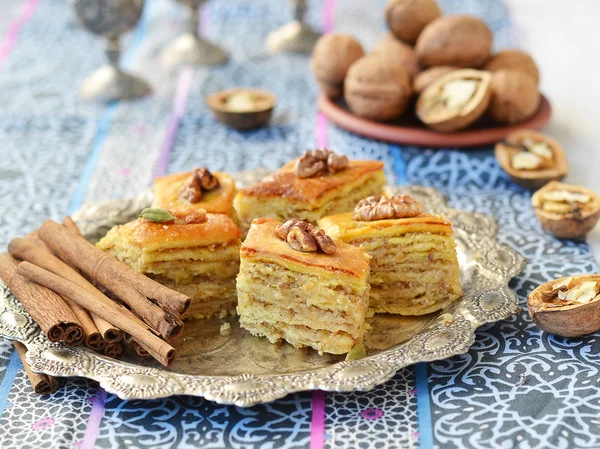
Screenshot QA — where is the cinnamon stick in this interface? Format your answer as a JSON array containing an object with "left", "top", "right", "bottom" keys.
[
  {"left": 17, "top": 262, "right": 176, "bottom": 367},
  {"left": 62, "top": 216, "right": 80, "bottom": 234},
  {"left": 91, "top": 314, "right": 123, "bottom": 343},
  {"left": 8, "top": 238, "right": 163, "bottom": 339},
  {"left": 37, "top": 221, "right": 187, "bottom": 339},
  {"left": 103, "top": 342, "right": 123, "bottom": 358},
  {"left": 124, "top": 334, "right": 150, "bottom": 357},
  {"left": 14, "top": 341, "right": 60, "bottom": 395},
  {"left": 46, "top": 219, "right": 189, "bottom": 315},
  {"left": 66, "top": 299, "right": 104, "bottom": 352},
  {"left": 0, "top": 253, "right": 83, "bottom": 345}
]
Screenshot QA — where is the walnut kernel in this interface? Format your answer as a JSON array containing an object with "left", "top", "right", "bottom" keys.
[
  {"left": 276, "top": 219, "right": 336, "bottom": 254},
  {"left": 295, "top": 148, "right": 348, "bottom": 179},
  {"left": 180, "top": 167, "right": 220, "bottom": 203},
  {"left": 287, "top": 227, "right": 318, "bottom": 252},
  {"left": 354, "top": 195, "right": 424, "bottom": 221}
]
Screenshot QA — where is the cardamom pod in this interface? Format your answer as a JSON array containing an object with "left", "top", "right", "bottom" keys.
[
  {"left": 345, "top": 342, "right": 366, "bottom": 361},
  {"left": 139, "top": 208, "right": 176, "bottom": 223}
]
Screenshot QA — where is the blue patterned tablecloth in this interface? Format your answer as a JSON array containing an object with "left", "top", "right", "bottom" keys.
[{"left": 0, "top": 1, "right": 598, "bottom": 448}]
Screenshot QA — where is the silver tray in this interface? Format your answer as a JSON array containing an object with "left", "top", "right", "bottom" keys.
[{"left": 0, "top": 179, "right": 526, "bottom": 407}]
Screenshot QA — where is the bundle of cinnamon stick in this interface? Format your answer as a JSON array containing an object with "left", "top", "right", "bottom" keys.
[{"left": 1, "top": 217, "right": 191, "bottom": 387}]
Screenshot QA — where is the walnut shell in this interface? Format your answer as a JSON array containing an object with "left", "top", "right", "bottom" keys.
[
  {"left": 413, "top": 65, "right": 457, "bottom": 93},
  {"left": 532, "top": 181, "right": 600, "bottom": 239},
  {"left": 344, "top": 55, "right": 412, "bottom": 122},
  {"left": 487, "top": 70, "right": 540, "bottom": 124},
  {"left": 415, "top": 15, "right": 493, "bottom": 68},
  {"left": 310, "top": 34, "right": 365, "bottom": 98},
  {"left": 385, "top": 0, "right": 441, "bottom": 44},
  {"left": 528, "top": 274, "right": 600, "bottom": 337},
  {"left": 371, "top": 32, "right": 420, "bottom": 77},
  {"left": 416, "top": 69, "right": 491, "bottom": 132},
  {"left": 484, "top": 49, "right": 540, "bottom": 85},
  {"left": 494, "top": 130, "right": 567, "bottom": 189}
]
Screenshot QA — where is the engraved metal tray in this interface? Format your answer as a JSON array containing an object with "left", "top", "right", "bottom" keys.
[{"left": 0, "top": 177, "right": 526, "bottom": 407}]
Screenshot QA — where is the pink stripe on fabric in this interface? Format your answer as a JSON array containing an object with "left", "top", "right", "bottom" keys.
[
  {"left": 152, "top": 67, "right": 195, "bottom": 179},
  {"left": 310, "top": 2, "right": 336, "bottom": 447},
  {"left": 80, "top": 386, "right": 107, "bottom": 449},
  {"left": 0, "top": 0, "right": 41, "bottom": 67},
  {"left": 322, "top": 0, "right": 335, "bottom": 33},
  {"left": 310, "top": 390, "right": 326, "bottom": 449},
  {"left": 315, "top": 112, "right": 329, "bottom": 148}
]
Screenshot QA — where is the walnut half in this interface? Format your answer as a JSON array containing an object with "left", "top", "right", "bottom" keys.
[
  {"left": 354, "top": 195, "right": 424, "bottom": 221},
  {"left": 180, "top": 167, "right": 220, "bottom": 203},
  {"left": 295, "top": 148, "right": 349, "bottom": 179},
  {"left": 275, "top": 219, "right": 336, "bottom": 254}
]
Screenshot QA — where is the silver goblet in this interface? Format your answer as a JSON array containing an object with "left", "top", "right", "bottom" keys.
[
  {"left": 72, "top": 0, "right": 151, "bottom": 101},
  {"left": 266, "top": 0, "right": 322, "bottom": 53},
  {"left": 161, "top": 0, "right": 229, "bottom": 67}
]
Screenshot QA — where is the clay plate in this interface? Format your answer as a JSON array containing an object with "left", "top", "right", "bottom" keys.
[{"left": 318, "top": 93, "right": 552, "bottom": 148}]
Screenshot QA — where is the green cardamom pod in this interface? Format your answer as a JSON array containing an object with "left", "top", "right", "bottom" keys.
[
  {"left": 139, "top": 208, "right": 176, "bottom": 223},
  {"left": 345, "top": 342, "right": 366, "bottom": 361}
]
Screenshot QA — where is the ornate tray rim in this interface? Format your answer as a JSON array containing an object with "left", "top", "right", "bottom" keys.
[{"left": 0, "top": 185, "right": 526, "bottom": 407}]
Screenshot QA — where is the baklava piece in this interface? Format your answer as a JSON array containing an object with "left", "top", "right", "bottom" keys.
[
  {"left": 236, "top": 217, "right": 371, "bottom": 355},
  {"left": 97, "top": 209, "right": 241, "bottom": 320},
  {"left": 319, "top": 195, "right": 462, "bottom": 315},
  {"left": 233, "top": 149, "right": 386, "bottom": 234},
  {"left": 152, "top": 167, "right": 238, "bottom": 221}
]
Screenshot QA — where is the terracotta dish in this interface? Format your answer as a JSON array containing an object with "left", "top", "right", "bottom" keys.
[
  {"left": 206, "top": 88, "right": 276, "bottom": 131},
  {"left": 318, "top": 93, "right": 552, "bottom": 148}
]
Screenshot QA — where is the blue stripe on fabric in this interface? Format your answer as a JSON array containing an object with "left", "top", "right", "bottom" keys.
[
  {"left": 388, "top": 144, "right": 407, "bottom": 186},
  {"left": 68, "top": 1, "right": 151, "bottom": 214},
  {"left": 415, "top": 362, "right": 434, "bottom": 449},
  {"left": 0, "top": 350, "right": 23, "bottom": 418},
  {"left": 377, "top": 0, "right": 407, "bottom": 186}
]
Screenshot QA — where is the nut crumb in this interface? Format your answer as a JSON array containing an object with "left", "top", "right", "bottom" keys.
[{"left": 219, "top": 322, "right": 232, "bottom": 336}]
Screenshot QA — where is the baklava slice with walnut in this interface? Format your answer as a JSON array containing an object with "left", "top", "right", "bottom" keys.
[
  {"left": 153, "top": 167, "right": 238, "bottom": 222},
  {"left": 319, "top": 195, "right": 462, "bottom": 315},
  {"left": 233, "top": 149, "right": 386, "bottom": 234},
  {"left": 97, "top": 209, "right": 241, "bottom": 320},
  {"left": 236, "top": 217, "right": 371, "bottom": 355}
]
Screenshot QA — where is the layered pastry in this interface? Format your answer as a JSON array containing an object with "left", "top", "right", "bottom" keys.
[
  {"left": 97, "top": 209, "right": 242, "bottom": 320},
  {"left": 237, "top": 217, "right": 371, "bottom": 354},
  {"left": 152, "top": 167, "right": 237, "bottom": 221},
  {"left": 233, "top": 149, "right": 386, "bottom": 234},
  {"left": 319, "top": 195, "right": 462, "bottom": 315}
]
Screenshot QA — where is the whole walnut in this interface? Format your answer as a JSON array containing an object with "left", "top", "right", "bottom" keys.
[
  {"left": 310, "top": 33, "right": 365, "bottom": 98},
  {"left": 415, "top": 15, "right": 493, "bottom": 68},
  {"left": 371, "top": 32, "right": 420, "bottom": 77},
  {"left": 385, "top": 0, "right": 442, "bottom": 44},
  {"left": 484, "top": 49, "right": 540, "bottom": 85},
  {"left": 488, "top": 69, "right": 540, "bottom": 124},
  {"left": 344, "top": 55, "right": 412, "bottom": 122},
  {"left": 413, "top": 65, "right": 457, "bottom": 93}
]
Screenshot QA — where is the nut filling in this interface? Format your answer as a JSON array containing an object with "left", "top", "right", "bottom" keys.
[
  {"left": 295, "top": 148, "right": 349, "bottom": 179},
  {"left": 180, "top": 167, "right": 220, "bottom": 203},
  {"left": 275, "top": 219, "right": 336, "bottom": 254},
  {"left": 540, "top": 190, "right": 591, "bottom": 215},
  {"left": 353, "top": 195, "right": 424, "bottom": 221},
  {"left": 539, "top": 278, "right": 598, "bottom": 307},
  {"left": 510, "top": 138, "right": 554, "bottom": 171}
]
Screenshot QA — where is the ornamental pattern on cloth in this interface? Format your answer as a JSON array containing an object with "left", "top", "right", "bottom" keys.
[{"left": 404, "top": 147, "right": 600, "bottom": 449}]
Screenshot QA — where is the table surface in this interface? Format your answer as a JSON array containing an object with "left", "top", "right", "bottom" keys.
[{"left": 0, "top": 1, "right": 599, "bottom": 448}]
